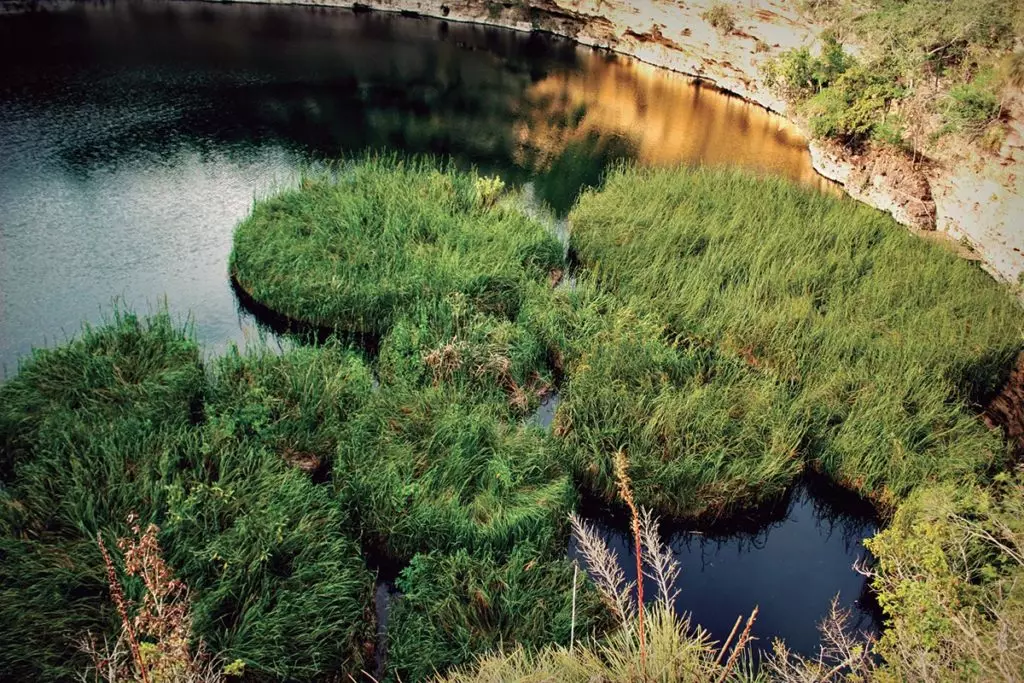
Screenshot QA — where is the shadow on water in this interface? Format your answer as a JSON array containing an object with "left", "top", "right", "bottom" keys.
[
  {"left": 570, "top": 472, "right": 882, "bottom": 660},
  {"left": 365, "top": 550, "right": 406, "bottom": 681},
  {"left": 229, "top": 277, "right": 381, "bottom": 356}
]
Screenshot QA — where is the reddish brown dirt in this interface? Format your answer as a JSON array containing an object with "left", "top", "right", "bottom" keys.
[{"left": 984, "top": 353, "right": 1024, "bottom": 454}]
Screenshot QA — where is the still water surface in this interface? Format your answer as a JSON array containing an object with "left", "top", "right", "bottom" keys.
[{"left": 0, "top": 0, "right": 873, "bottom": 660}]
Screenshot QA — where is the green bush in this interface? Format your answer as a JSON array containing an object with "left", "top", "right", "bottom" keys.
[
  {"left": 866, "top": 474, "right": 1024, "bottom": 680},
  {"left": 701, "top": 3, "right": 736, "bottom": 34},
  {"left": 764, "top": 36, "right": 856, "bottom": 101},
  {"left": 231, "top": 156, "right": 565, "bottom": 337},
  {"left": 387, "top": 547, "right": 609, "bottom": 681},
  {"left": 804, "top": 64, "right": 905, "bottom": 146},
  {"left": 943, "top": 76, "right": 1001, "bottom": 137}
]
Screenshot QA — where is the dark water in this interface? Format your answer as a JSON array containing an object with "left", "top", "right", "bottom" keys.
[
  {"left": 0, "top": 0, "right": 876, "bottom": 660},
  {"left": 571, "top": 475, "right": 880, "bottom": 659},
  {"left": 0, "top": 0, "right": 823, "bottom": 372}
]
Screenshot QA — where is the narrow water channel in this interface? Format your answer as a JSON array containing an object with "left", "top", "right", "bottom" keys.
[
  {"left": 0, "top": 0, "right": 876, "bottom": 661},
  {"left": 571, "top": 475, "right": 880, "bottom": 659}
]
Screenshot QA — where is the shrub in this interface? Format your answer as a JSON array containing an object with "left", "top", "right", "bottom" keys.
[
  {"left": 701, "top": 3, "right": 736, "bottom": 34},
  {"left": 943, "top": 76, "right": 1001, "bottom": 137},
  {"left": 804, "top": 64, "right": 904, "bottom": 146},
  {"left": 230, "top": 156, "right": 565, "bottom": 337},
  {"left": 866, "top": 474, "right": 1024, "bottom": 680},
  {"left": 764, "top": 36, "right": 856, "bottom": 101}
]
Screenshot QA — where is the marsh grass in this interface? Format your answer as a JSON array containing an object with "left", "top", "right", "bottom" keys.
[
  {"left": 204, "top": 341, "right": 374, "bottom": 475},
  {"left": 378, "top": 300, "right": 556, "bottom": 416},
  {"left": 569, "top": 165, "right": 1022, "bottom": 505},
  {"left": 335, "top": 383, "right": 574, "bottom": 561},
  {"left": 387, "top": 546, "right": 610, "bottom": 682},
  {"left": 0, "top": 310, "right": 205, "bottom": 679},
  {"left": 231, "top": 155, "right": 564, "bottom": 337},
  {"left": 162, "top": 440, "right": 374, "bottom": 679},
  {"left": 0, "top": 315, "right": 376, "bottom": 680},
  {"left": 554, "top": 294, "right": 806, "bottom": 518},
  {"left": 5, "top": 158, "right": 1024, "bottom": 681}
]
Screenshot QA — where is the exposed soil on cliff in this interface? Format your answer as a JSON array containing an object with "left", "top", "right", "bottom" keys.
[{"left": 985, "top": 352, "right": 1024, "bottom": 455}]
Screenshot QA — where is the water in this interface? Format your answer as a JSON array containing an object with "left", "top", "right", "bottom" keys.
[
  {"left": 0, "top": 0, "right": 875, "bottom": 660},
  {"left": 571, "top": 475, "right": 880, "bottom": 659},
  {"left": 0, "top": 0, "right": 824, "bottom": 372}
]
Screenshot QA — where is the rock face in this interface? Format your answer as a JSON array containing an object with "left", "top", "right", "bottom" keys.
[
  {"left": 7, "top": 0, "right": 1020, "bottom": 284},
  {"left": 809, "top": 142, "right": 937, "bottom": 230}
]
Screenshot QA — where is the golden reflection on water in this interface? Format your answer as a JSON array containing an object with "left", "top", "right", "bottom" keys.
[{"left": 514, "top": 53, "right": 830, "bottom": 192}]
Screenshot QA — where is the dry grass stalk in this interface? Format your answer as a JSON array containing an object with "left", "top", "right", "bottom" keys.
[
  {"left": 568, "top": 513, "right": 635, "bottom": 627},
  {"left": 423, "top": 338, "right": 464, "bottom": 385},
  {"left": 715, "top": 615, "right": 743, "bottom": 666},
  {"left": 613, "top": 450, "right": 646, "bottom": 673},
  {"left": 763, "top": 596, "right": 877, "bottom": 682},
  {"left": 638, "top": 507, "right": 680, "bottom": 610},
  {"left": 569, "top": 562, "right": 579, "bottom": 651},
  {"left": 80, "top": 515, "right": 223, "bottom": 683},
  {"left": 96, "top": 534, "right": 149, "bottom": 683},
  {"left": 717, "top": 606, "right": 758, "bottom": 683}
]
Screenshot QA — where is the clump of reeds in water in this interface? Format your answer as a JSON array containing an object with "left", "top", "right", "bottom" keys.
[
  {"left": 551, "top": 288, "right": 806, "bottom": 518},
  {"left": 230, "top": 155, "right": 565, "bottom": 337},
  {"left": 569, "top": 164, "right": 1023, "bottom": 506},
  {"left": 0, "top": 313, "right": 376, "bottom": 680}
]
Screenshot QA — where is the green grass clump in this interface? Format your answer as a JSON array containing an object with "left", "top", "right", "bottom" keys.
[
  {"left": 204, "top": 341, "right": 374, "bottom": 473},
  {"left": 387, "top": 546, "right": 609, "bottom": 682},
  {"left": 0, "top": 315, "right": 378, "bottom": 680},
  {"left": 163, "top": 442, "right": 374, "bottom": 680},
  {"left": 0, "top": 309, "right": 203, "bottom": 486},
  {"left": 0, "top": 534, "right": 113, "bottom": 681},
  {"left": 570, "top": 166, "right": 1021, "bottom": 505},
  {"left": 0, "top": 310, "right": 206, "bottom": 679},
  {"left": 231, "top": 156, "right": 565, "bottom": 337},
  {"left": 378, "top": 303, "right": 556, "bottom": 416},
  {"left": 337, "top": 383, "right": 573, "bottom": 560},
  {"left": 558, "top": 301, "right": 805, "bottom": 518},
  {"left": 160, "top": 344, "right": 378, "bottom": 678}
]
